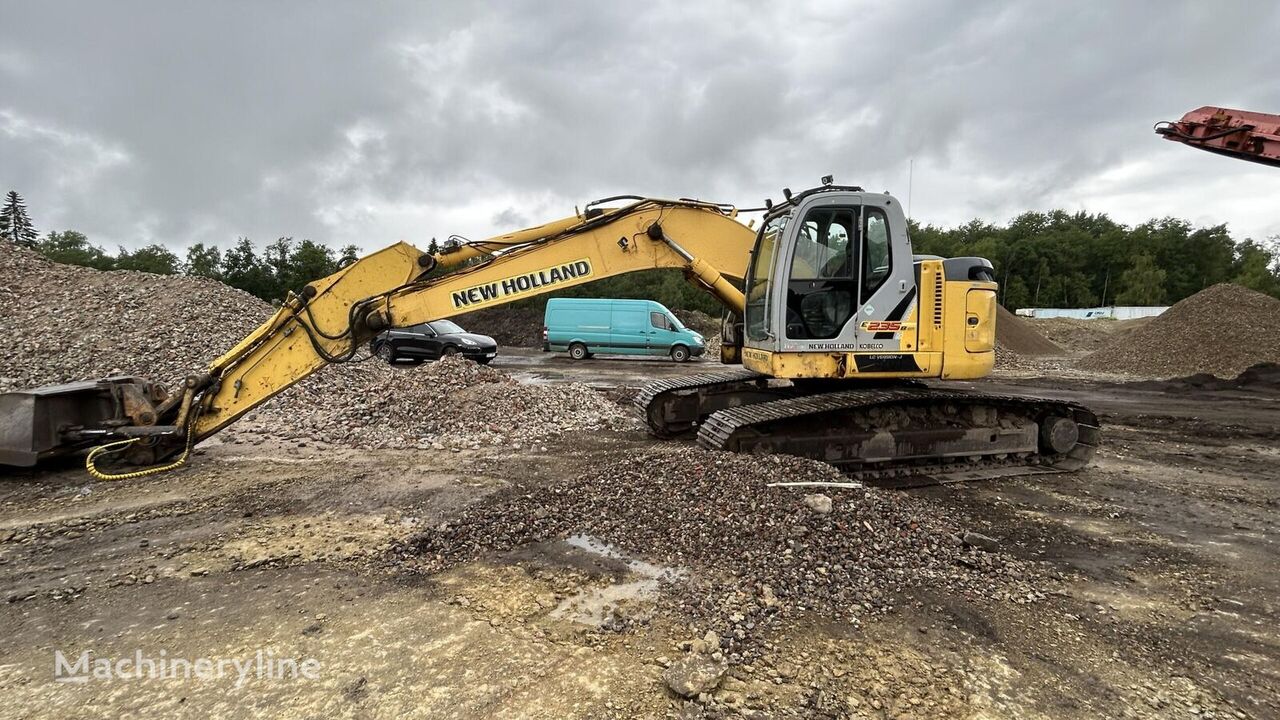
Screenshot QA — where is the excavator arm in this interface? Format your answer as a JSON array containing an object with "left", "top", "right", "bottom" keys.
[
  {"left": 0, "top": 197, "right": 755, "bottom": 469},
  {"left": 1156, "top": 106, "right": 1280, "bottom": 168}
]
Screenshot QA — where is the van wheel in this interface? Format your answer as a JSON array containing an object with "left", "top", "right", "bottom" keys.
[
  {"left": 569, "top": 343, "right": 589, "bottom": 360},
  {"left": 670, "top": 345, "right": 691, "bottom": 363}
]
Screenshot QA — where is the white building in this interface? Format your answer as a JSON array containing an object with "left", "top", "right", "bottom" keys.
[{"left": 1014, "top": 306, "right": 1169, "bottom": 320}]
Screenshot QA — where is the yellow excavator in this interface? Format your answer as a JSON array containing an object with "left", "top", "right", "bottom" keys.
[{"left": 0, "top": 181, "right": 1098, "bottom": 485}]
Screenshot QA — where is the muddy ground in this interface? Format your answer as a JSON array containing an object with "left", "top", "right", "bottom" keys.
[{"left": 0, "top": 350, "right": 1276, "bottom": 719}]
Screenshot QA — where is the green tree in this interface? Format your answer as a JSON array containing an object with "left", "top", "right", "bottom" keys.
[
  {"left": 220, "top": 237, "right": 275, "bottom": 298},
  {"left": 1116, "top": 253, "right": 1167, "bottom": 305},
  {"left": 184, "top": 243, "right": 223, "bottom": 279},
  {"left": 35, "top": 230, "right": 115, "bottom": 270},
  {"left": 116, "top": 244, "right": 180, "bottom": 275},
  {"left": 283, "top": 239, "right": 338, "bottom": 292},
  {"left": 1232, "top": 238, "right": 1280, "bottom": 297},
  {"left": 261, "top": 237, "right": 295, "bottom": 299},
  {"left": 1, "top": 190, "right": 39, "bottom": 247}
]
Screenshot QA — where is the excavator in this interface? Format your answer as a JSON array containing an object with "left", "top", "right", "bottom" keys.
[{"left": 0, "top": 180, "right": 1100, "bottom": 485}]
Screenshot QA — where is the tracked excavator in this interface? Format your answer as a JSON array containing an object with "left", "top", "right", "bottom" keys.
[{"left": 0, "top": 181, "right": 1099, "bottom": 485}]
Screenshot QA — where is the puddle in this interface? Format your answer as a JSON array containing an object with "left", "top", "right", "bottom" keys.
[{"left": 550, "top": 535, "right": 685, "bottom": 627}]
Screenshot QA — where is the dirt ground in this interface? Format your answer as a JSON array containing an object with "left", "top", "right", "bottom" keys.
[{"left": 1, "top": 350, "right": 1276, "bottom": 719}]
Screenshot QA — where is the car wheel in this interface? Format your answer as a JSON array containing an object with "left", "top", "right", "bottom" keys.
[
  {"left": 568, "top": 342, "right": 589, "bottom": 360},
  {"left": 441, "top": 346, "right": 458, "bottom": 358},
  {"left": 375, "top": 342, "right": 394, "bottom": 363},
  {"left": 670, "top": 345, "right": 691, "bottom": 363}
]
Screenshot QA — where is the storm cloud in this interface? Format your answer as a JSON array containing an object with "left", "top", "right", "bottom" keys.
[{"left": 3, "top": 1, "right": 1279, "bottom": 252}]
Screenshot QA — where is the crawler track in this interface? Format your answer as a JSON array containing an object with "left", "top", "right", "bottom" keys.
[
  {"left": 633, "top": 369, "right": 782, "bottom": 438},
  {"left": 637, "top": 374, "right": 1101, "bottom": 486}
]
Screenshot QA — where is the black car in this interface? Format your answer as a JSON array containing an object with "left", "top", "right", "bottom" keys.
[{"left": 371, "top": 319, "right": 498, "bottom": 364}]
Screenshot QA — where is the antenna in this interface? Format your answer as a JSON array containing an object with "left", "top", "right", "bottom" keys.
[{"left": 907, "top": 157, "right": 914, "bottom": 220}]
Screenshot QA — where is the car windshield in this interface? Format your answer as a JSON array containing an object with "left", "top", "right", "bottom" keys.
[{"left": 428, "top": 320, "right": 465, "bottom": 334}]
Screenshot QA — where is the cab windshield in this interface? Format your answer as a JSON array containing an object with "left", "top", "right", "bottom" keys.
[{"left": 745, "top": 213, "right": 787, "bottom": 341}]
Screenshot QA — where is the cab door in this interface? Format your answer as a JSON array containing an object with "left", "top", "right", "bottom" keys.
[
  {"left": 780, "top": 203, "right": 861, "bottom": 343},
  {"left": 647, "top": 310, "right": 679, "bottom": 355},
  {"left": 852, "top": 199, "right": 917, "bottom": 354}
]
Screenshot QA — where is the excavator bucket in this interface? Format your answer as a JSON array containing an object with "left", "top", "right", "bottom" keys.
[{"left": 0, "top": 377, "right": 170, "bottom": 467}]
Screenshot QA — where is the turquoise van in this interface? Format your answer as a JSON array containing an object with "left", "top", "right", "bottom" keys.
[{"left": 542, "top": 298, "right": 706, "bottom": 362}]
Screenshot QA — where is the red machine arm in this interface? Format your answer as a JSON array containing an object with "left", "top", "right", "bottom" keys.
[{"left": 1156, "top": 106, "right": 1280, "bottom": 168}]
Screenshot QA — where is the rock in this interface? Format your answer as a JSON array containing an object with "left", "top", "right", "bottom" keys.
[
  {"left": 663, "top": 655, "right": 727, "bottom": 698},
  {"left": 961, "top": 531, "right": 1000, "bottom": 552},
  {"left": 803, "top": 494, "right": 833, "bottom": 515}
]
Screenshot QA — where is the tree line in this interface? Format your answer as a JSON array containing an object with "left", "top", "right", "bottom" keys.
[
  {"left": 4, "top": 190, "right": 1278, "bottom": 310},
  {"left": 27, "top": 230, "right": 361, "bottom": 304},
  {"left": 908, "top": 211, "right": 1280, "bottom": 307}
]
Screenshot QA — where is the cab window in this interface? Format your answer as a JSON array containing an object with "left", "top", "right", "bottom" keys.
[
  {"left": 789, "top": 210, "right": 854, "bottom": 280},
  {"left": 785, "top": 206, "right": 858, "bottom": 339},
  {"left": 861, "top": 208, "right": 891, "bottom": 301},
  {"left": 649, "top": 312, "right": 670, "bottom": 330}
]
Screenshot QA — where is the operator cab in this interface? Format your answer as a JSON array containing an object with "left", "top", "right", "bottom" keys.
[{"left": 744, "top": 186, "right": 915, "bottom": 356}]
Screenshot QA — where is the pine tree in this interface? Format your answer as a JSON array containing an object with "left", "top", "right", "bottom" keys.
[{"left": 1, "top": 191, "right": 39, "bottom": 247}]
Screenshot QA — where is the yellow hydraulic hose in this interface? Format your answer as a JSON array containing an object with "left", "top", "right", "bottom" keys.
[{"left": 84, "top": 414, "right": 198, "bottom": 481}]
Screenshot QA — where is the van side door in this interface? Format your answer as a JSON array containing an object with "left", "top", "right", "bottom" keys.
[{"left": 610, "top": 305, "right": 650, "bottom": 355}]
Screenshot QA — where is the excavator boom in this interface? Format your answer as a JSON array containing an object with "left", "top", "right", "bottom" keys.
[
  {"left": 1, "top": 198, "right": 754, "bottom": 467},
  {"left": 1156, "top": 106, "right": 1280, "bottom": 168}
]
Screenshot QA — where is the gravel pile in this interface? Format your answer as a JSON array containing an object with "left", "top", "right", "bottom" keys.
[
  {"left": 672, "top": 309, "right": 721, "bottom": 337},
  {"left": 229, "top": 355, "right": 635, "bottom": 449},
  {"left": 450, "top": 305, "right": 545, "bottom": 347},
  {"left": 703, "top": 333, "right": 723, "bottom": 360},
  {"left": 1077, "top": 284, "right": 1280, "bottom": 378},
  {"left": 1, "top": 243, "right": 633, "bottom": 449},
  {"left": 996, "top": 305, "right": 1063, "bottom": 356},
  {"left": 1027, "top": 317, "right": 1148, "bottom": 354},
  {"left": 0, "top": 242, "right": 271, "bottom": 392},
  {"left": 397, "top": 446, "right": 1047, "bottom": 656}
]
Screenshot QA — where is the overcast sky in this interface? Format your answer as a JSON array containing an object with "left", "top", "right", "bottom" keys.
[{"left": 4, "top": 1, "right": 1279, "bottom": 254}]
